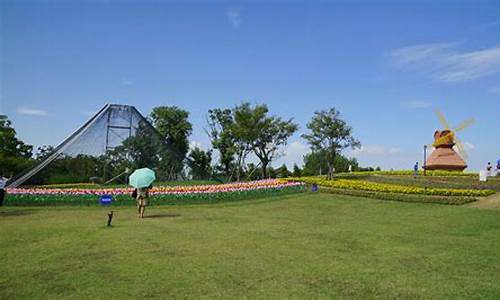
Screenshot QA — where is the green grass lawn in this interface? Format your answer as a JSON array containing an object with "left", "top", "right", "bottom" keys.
[{"left": 1, "top": 193, "right": 500, "bottom": 298}]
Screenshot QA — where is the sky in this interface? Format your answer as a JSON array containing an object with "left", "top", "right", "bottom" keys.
[{"left": 1, "top": 0, "right": 499, "bottom": 171}]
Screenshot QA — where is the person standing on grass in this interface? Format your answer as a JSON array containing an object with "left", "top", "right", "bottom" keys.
[
  {"left": 413, "top": 162, "right": 419, "bottom": 178},
  {"left": 135, "top": 184, "right": 151, "bottom": 218},
  {"left": 0, "top": 172, "right": 12, "bottom": 206}
]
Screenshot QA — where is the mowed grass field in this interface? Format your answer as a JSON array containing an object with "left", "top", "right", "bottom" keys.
[{"left": 1, "top": 192, "right": 500, "bottom": 298}]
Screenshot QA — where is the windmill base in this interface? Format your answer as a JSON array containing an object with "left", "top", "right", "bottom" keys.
[{"left": 425, "top": 147, "right": 467, "bottom": 171}]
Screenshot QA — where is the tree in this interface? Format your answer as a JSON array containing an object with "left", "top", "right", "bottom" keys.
[
  {"left": 0, "top": 117, "right": 33, "bottom": 174},
  {"left": 150, "top": 106, "right": 193, "bottom": 180},
  {"left": 302, "top": 108, "right": 360, "bottom": 180},
  {"left": 206, "top": 108, "right": 236, "bottom": 180},
  {"left": 302, "top": 150, "right": 358, "bottom": 176},
  {"left": 187, "top": 147, "right": 212, "bottom": 180},
  {"left": 302, "top": 150, "right": 327, "bottom": 176},
  {"left": 233, "top": 103, "right": 298, "bottom": 179},
  {"left": 35, "top": 145, "right": 55, "bottom": 161},
  {"left": 292, "top": 163, "right": 302, "bottom": 177},
  {"left": 245, "top": 163, "right": 261, "bottom": 181},
  {"left": 231, "top": 103, "right": 262, "bottom": 180},
  {"left": 277, "top": 164, "right": 290, "bottom": 178}
]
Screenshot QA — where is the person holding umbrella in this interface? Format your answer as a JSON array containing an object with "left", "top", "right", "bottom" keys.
[{"left": 129, "top": 168, "right": 156, "bottom": 219}]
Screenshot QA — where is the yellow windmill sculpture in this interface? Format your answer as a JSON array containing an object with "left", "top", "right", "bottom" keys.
[{"left": 424, "top": 109, "right": 474, "bottom": 171}]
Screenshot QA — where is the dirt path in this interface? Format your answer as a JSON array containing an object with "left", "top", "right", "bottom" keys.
[{"left": 468, "top": 192, "right": 500, "bottom": 210}]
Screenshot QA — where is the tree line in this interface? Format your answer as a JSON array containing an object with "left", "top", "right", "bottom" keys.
[{"left": 0, "top": 104, "right": 364, "bottom": 185}]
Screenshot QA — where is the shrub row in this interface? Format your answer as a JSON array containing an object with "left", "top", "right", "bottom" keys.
[
  {"left": 282, "top": 177, "right": 495, "bottom": 197},
  {"left": 5, "top": 185, "right": 305, "bottom": 206}
]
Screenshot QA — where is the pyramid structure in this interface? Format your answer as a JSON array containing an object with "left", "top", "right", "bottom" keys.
[
  {"left": 425, "top": 130, "right": 467, "bottom": 171},
  {"left": 9, "top": 104, "right": 163, "bottom": 188}
]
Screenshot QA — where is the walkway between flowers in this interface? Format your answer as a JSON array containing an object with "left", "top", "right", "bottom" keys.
[{"left": 468, "top": 192, "right": 500, "bottom": 210}]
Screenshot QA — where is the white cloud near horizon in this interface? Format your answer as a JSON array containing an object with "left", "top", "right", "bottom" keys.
[
  {"left": 17, "top": 106, "right": 48, "bottom": 116},
  {"left": 268, "top": 141, "right": 309, "bottom": 169},
  {"left": 351, "top": 145, "right": 401, "bottom": 156},
  {"left": 226, "top": 9, "right": 241, "bottom": 29},
  {"left": 390, "top": 42, "right": 500, "bottom": 82}
]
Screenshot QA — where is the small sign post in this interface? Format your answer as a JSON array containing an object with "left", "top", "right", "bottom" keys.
[{"left": 100, "top": 194, "right": 113, "bottom": 205}]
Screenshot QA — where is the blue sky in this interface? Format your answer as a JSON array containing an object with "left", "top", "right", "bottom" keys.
[{"left": 1, "top": 1, "right": 499, "bottom": 171}]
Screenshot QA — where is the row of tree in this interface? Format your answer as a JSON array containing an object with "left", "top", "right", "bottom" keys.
[{"left": 0, "top": 104, "right": 363, "bottom": 184}]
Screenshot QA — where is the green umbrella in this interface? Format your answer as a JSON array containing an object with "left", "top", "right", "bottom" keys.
[{"left": 129, "top": 168, "right": 156, "bottom": 188}]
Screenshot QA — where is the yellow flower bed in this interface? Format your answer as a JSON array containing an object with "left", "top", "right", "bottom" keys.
[
  {"left": 281, "top": 177, "right": 494, "bottom": 197},
  {"left": 343, "top": 170, "right": 477, "bottom": 177}
]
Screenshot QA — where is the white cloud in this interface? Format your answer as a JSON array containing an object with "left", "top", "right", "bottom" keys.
[
  {"left": 463, "top": 141, "right": 475, "bottom": 151},
  {"left": 352, "top": 145, "right": 401, "bottom": 156},
  {"left": 403, "top": 101, "right": 432, "bottom": 109},
  {"left": 389, "top": 147, "right": 402, "bottom": 154},
  {"left": 391, "top": 42, "right": 457, "bottom": 66},
  {"left": 390, "top": 43, "right": 500, "bottom": 82},
  {"left": 189, "top": 140, "right": 204, "bottom": 151},
  {"left": 226, "top": 9, "right": 241, "bottom": 29},
  {"left": 273, "top": 141, "right": 310, "bottom": 169},
  {"left": 17, "top": 106, "right": 48, "bottom": 116},
  {"left": 488, "top": 85, "right": 500, "bottom": 94},
  {"left": 120, "top": 78, "right": 134, "bottom": 86}
]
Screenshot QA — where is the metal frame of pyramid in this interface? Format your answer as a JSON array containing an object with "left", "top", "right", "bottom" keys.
[{"left": 8, "top": 104, "right": 162, "bottom": 188}]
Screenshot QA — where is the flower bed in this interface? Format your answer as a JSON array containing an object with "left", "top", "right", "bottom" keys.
[
  {"left": 282, "top": 177, "right": 495, "bottom": 197},
  {"left": 340, "top": 170, "right": 477, "bottom": 177},
  {"left": 320, "top": 187, "right": 477, "bottom": 205},
  {"left": 5, "top": 180, "right": 305, "bottom": 206}
]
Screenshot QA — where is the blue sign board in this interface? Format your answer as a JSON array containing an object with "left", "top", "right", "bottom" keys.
[
  {"left": 100, "top": 194, "right": 113, "bottom": 205},
  {"left": 311, "top": 184, "right": 318, "bottom": 192}
]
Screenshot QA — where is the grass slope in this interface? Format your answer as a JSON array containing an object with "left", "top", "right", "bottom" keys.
[{"left": 1, "top": 193, "right": 500, "bottom": 298}]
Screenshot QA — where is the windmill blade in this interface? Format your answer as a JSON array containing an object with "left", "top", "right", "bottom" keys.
[
  {"left": 454, "top": 137, "right": 468, "bottom": 161},
  {"left": 453, "top": 118, "right": 475, "bottom": 133},
  {"left": 434, "top": 108, "right": 451, "bottom": 129}
]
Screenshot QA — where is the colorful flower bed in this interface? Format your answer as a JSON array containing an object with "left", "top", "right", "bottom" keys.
[
  {"left": 282, "top": 177, "right": 495, "bottom": 197},
  {"left": 5, "top": 180, "right": 305, "bottom": 206}
]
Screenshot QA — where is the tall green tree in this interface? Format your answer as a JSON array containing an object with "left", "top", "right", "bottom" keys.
[
  {"left": 302, "top": 108, "right": 360, "bottom": 180},
  {"left": 150, "top": 106, "right": 193, "bottom": 180},
  {"left": 233, "top": 103, "right": 298, "bottom": 179},
  {"left": 0, "top": 117, "right": 33, "bottom": 174},
  {"left": 206, "top": 108, "right": 236, "bottom": 180},
  {"left": 231, "top": 103, "right": 264, "bottom": 180},
  {"left": 187, "top": 147, "right": 212, "bottom": 180}
]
